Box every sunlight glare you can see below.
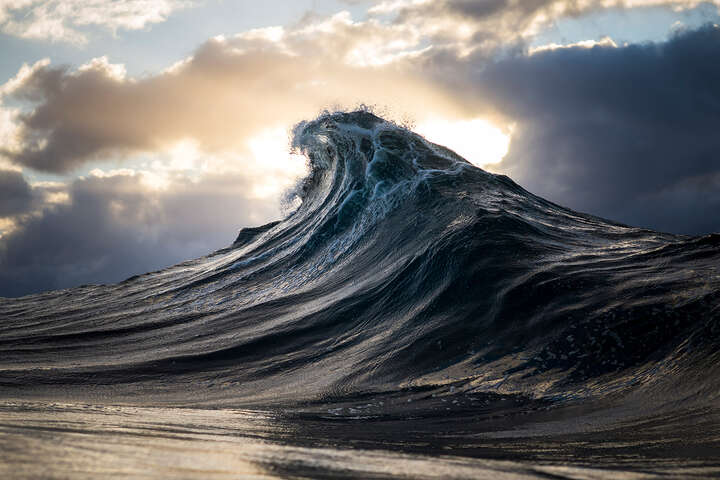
[416,117,511,168]
[247,127,309,199]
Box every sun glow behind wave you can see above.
[416,118,511,169]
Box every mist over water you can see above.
[2,111,720,478]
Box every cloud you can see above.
[0,18,465,173]
[0,169,33,217]
[0,0,191,44]
[0,169,283,297]
[481,24,720,234]
[4,3,718,174]
[528,36,618,54]
[370,0,720,54]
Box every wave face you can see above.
[1,111,720,414]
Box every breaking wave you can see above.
[2,110,720,419]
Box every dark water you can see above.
[2,111,720,478]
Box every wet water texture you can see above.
[1,111,719,478]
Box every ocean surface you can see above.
[2,111,720,479]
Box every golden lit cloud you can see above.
[5,2,715,176]
[0,23,468,173]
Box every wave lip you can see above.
[0,110,719,415]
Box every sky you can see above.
[1,0,720,297]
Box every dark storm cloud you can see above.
[480,25,720,235]
[396,0,550,20]
[373,0,720,62]
[384,0,714,21]
[0,169,33,216]
[0,172,279,297]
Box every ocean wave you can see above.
[1,110,719,415]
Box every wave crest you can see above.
[1,110,719,414]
